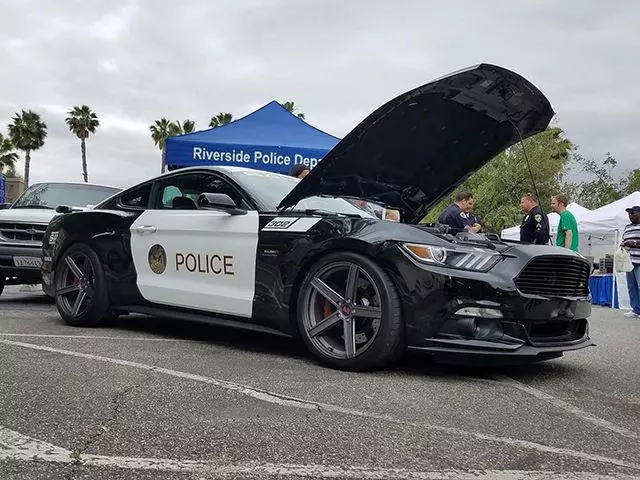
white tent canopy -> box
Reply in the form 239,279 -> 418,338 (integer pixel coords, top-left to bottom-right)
578,191 -> 640,234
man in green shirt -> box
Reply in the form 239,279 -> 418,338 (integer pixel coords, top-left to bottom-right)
551,194 -> 579,251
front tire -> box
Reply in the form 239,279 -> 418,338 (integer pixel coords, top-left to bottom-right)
54,243 -> 111,327
296,251 -> 404,371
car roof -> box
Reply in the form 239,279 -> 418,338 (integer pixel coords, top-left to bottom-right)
164,165 -> 286,177
28,181 -> 122,190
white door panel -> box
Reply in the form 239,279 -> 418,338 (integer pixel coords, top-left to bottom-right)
130,209 -> 259,317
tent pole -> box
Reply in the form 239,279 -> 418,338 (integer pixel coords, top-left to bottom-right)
612,229 -> 618,309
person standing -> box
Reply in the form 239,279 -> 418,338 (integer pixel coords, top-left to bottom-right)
289,164 -> 310,179
551,194 -> 579,251
621,205 -> 640,318
519,193 -> 550,244
438,192 -> 482,234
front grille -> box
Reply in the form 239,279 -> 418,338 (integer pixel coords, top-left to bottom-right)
528,319 -> 587,344
515,256 -> 590,297
0,222 -> 48,244
503,319 -> 588,345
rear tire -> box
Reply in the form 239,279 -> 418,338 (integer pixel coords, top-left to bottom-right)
54,243 -> 111,327
296,251 -> 405,371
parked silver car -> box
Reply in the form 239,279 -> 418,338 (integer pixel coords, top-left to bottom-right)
0,181 -> 121,296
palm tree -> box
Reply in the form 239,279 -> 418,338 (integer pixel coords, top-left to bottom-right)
0,133 -> 19,174
181,119 -> 196,134
209,112 -> 233,128
150,118 -> 174,173
7,110 -> 47,188
65,105 -> 100,183
169,119 -> 197,136
280,101 -> 305,120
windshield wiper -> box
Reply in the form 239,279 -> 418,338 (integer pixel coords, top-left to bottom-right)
12,205 -> 54,209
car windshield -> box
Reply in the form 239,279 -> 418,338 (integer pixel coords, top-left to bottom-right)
12,183 -> 121,209
231,170 -> 379,218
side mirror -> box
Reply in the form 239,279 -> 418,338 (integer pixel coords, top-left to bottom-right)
56,205 -> 72,214
197,192 -> 246,215
55,205 -> 85,214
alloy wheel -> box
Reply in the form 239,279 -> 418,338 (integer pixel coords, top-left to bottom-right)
56,252 -> 96,318
302,261 -> 383,360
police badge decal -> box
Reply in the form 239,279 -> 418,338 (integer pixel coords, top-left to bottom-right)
148,244 -> 167,274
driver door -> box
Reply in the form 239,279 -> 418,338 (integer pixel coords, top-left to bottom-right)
130,172 -> 259,318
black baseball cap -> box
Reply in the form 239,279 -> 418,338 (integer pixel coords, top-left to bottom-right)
625,206 -> 640,213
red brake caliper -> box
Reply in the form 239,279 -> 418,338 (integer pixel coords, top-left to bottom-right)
323,301 -> 333,319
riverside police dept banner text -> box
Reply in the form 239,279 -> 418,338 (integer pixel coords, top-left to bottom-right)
193,147 -> 321,169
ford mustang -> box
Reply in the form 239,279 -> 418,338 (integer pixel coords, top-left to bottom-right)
41,63 -> 594,370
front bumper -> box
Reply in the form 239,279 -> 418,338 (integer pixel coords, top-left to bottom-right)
408,337 -> 593,366
387,244 -> 594,363
0,244 -> 43,283
409,328 -> 595,365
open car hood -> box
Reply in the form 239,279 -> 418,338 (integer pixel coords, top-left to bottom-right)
277,63 -> 554,223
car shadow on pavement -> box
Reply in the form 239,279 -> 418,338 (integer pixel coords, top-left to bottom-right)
111,314 -> 310,360
396,350 -> 587,382
108,313 -> 584,381
0,294 -> 53,304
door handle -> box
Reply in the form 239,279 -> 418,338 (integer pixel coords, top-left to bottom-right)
134,225 -> 157,234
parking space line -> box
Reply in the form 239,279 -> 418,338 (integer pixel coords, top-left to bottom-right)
490,374 -> 639,440
1,338 -> 639,471
1,426 -> 638,480
0,333 -> 191,342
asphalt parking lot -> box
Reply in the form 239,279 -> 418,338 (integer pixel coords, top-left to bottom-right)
1,286 -> 639,480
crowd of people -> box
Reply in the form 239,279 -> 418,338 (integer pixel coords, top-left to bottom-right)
437,192 -> 579,251
289,165 -> 580,251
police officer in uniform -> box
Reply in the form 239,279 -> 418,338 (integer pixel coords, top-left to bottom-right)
519,193 -> 550,244
438,192 -> 482,234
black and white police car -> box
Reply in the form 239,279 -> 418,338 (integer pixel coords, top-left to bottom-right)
41,64 -> 593,370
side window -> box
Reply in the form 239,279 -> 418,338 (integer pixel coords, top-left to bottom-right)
116,184 -> 152,210
202,176 -> 246,208
154,173 -> 248,210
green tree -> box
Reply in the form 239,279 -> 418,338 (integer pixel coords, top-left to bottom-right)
7,110 -> 47,188
182,119 -> 196,134
280,101 -> 305,119
151,119 -> 197,173
562,152 -> 625,209
423,127 -> 574,233
0,133 -> 19,174
65,105 -> 100,183
209,113 -> 233,128
169,119 -> 197,136
150,118 -> 173,173
626,168 -> 640,194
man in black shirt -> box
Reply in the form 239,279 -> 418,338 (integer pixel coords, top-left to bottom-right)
519,193 -> 550,244
438,192 -> 482,234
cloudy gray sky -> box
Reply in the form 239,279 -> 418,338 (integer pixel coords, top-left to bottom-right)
1,0 -> 638,189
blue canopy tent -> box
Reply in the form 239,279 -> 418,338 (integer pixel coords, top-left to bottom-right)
165,101 -> 340,174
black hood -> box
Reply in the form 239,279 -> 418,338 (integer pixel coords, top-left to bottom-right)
277,63 -> 554,223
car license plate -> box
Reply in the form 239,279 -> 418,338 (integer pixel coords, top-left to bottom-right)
13,256 -> 43,268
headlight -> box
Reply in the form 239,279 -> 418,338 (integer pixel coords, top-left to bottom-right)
401,242 -> 501,272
